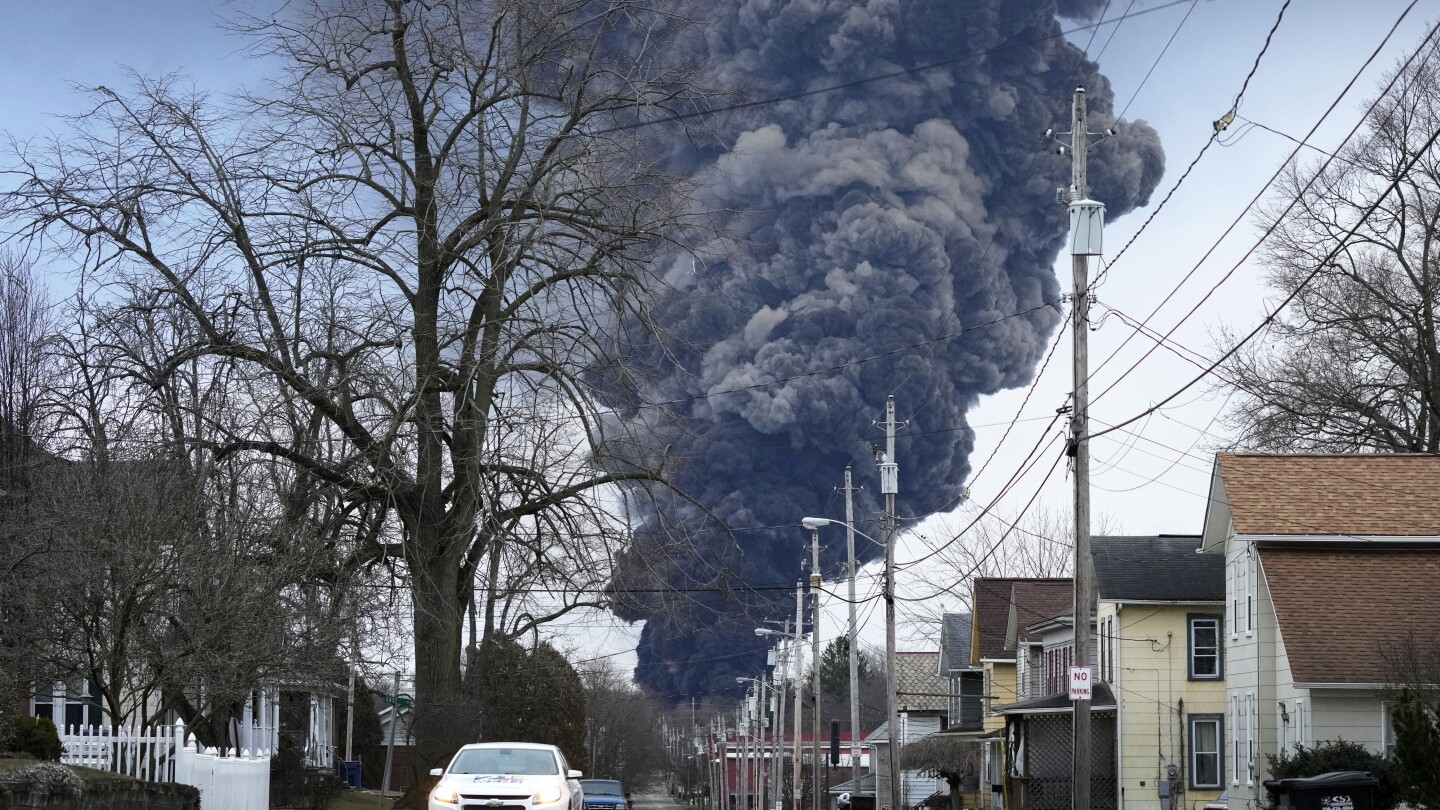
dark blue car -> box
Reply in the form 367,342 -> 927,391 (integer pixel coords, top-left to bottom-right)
580,779 -> 630,810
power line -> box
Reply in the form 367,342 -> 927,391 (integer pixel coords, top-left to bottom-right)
1087,3 -> 1427,396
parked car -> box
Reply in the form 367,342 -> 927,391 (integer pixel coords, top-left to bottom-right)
1203,791 -> 1228,810
579,779 -> 630,810
428,742 -> 584,810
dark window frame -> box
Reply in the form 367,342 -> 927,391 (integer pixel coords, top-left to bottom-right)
1189,713 -> 1225,789
1188,613 -> 1224,680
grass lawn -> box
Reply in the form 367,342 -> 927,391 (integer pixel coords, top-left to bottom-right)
323,789 -> 397,810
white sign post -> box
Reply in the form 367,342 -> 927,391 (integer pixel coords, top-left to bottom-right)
1068,666 -> 1093,701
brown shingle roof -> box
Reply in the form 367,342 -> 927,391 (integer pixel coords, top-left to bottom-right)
1009,581 -> 1076,647
971,578 -> 1071,662
1216,453 -> 1440,536
1262,547 -> 1440,684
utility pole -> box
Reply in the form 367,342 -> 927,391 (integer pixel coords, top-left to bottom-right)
793,584 -> 804,810
772,620 -> 791,810
378,671 -> 401,810
878,396 -> 901,810
841,468 -> 862,777
808,527 -> 822,810
1056,85 -> 1106,810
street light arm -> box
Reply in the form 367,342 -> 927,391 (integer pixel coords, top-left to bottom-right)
800,516 -> 883,546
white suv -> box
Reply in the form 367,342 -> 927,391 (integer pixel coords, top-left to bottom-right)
428,742 -> 584,810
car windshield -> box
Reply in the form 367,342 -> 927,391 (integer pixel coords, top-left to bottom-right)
449,748 -> 560,775
581,781 -> 624,796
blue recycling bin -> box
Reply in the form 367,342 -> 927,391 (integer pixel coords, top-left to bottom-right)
341,760 -> 363,789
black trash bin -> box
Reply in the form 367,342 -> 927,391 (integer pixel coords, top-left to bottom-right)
1264,771 -> 1379,810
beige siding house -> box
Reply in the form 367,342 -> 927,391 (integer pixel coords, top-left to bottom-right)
1199,453 -> 1440,810
1091,535 -> 1226,810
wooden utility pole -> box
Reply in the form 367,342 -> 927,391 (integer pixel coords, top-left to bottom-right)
809,527 -> 822,810
842,467 -> 862,777
879,396 -> 901,810
1062,85 -> 1105,810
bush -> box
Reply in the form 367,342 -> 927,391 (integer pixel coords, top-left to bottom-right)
270,734 -> 347,810
9,761 -> 84,798
10,715 -> 62,761
1266,739 -> 1399,810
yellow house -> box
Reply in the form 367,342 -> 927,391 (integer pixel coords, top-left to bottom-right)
1093,536 -> 1226,810
971,578 -> 1071,810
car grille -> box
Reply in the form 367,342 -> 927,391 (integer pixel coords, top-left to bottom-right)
458,795 -> 529,810
455,789 -> 529,801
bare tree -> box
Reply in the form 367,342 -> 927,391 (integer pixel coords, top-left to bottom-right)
905,504 -> 1088,642
582,664 -> 668,789
4,0 -> 720,766
0,253 -> 55,746
1217,42 -> 1440,451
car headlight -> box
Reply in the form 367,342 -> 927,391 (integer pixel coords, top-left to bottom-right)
533,785 -> 566,805
432,786 -> 460,805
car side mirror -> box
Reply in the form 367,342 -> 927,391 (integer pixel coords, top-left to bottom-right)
568,770 -> 583,779
625,794 -> 632,800
430,768 -> 444,776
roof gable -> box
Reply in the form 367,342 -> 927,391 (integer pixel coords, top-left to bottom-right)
1092,535 -> 1222,602
895,652 -> 948,712
1262,547 -> 1440,683
938,613 -> 974,673
971,578 -> 1070,661
1216,453 -> 1440,536
1004,581 -> 1075,650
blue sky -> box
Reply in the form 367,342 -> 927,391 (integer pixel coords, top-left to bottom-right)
2,0 -> 1433,666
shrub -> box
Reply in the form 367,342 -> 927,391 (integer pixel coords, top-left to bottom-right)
270,734 -> 347,810
1266,739 -> 1399,810
10,715 -> 62,761
9,761 -> 84,798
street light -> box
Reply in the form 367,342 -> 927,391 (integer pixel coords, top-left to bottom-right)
756,623 -> 803,810
755,627 -> 796,810
802,517 -> 896,810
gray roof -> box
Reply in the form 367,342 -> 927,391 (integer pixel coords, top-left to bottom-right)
996,682 -> 1116,714
937,613 -> 974,673
1092,535 -> 1223,603
895,652 -> 948,712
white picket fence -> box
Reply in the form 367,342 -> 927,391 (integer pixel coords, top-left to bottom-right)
60,722 -> 270,810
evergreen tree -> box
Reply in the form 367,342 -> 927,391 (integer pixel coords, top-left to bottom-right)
1391,690 -> 1440,809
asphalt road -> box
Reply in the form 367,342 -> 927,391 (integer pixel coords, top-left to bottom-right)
629,791 -> 687,810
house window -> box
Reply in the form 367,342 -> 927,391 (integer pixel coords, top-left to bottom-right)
1382,703 -> 1396,759
1246,692 -> 1256,784
1247,549 -> 1257,634
1295,699 -> 1306,747
32,680 -> 104,729
1190,715 -> 1224,789
1231,556 -> 1242,637
1231,694 -> 1241,786
1189,614 -> 1223,680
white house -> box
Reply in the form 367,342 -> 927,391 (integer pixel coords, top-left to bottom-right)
1199,452 -> 1440,810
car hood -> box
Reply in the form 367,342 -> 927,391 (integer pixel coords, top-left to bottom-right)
440,774 -> 566,795
583,797 -> 626,804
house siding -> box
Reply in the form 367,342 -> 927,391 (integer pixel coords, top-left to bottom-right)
1225,536 -> 1279,810
1309,690 -> 1387,753
981,661 -> 1017,810
1101,602 -> 1226,810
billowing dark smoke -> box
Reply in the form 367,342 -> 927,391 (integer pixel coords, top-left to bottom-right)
605,0 -> 1164,698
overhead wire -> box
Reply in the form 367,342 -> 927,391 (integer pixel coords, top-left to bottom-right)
1086,1 -> 1426,399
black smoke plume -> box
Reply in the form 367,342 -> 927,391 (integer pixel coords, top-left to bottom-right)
604,0 -> 1164,699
